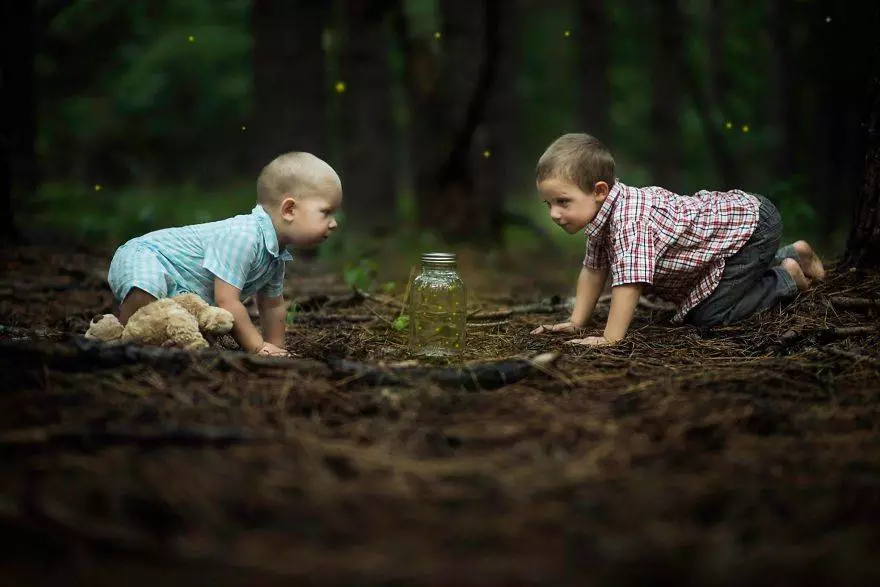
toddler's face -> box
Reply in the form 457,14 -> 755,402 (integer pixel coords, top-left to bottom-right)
285,185 -> 342,247
537,177 -> 603,234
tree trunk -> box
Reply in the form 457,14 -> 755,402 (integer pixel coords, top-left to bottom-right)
399,0 -> 505,245
843,48 -> 880,269
475,0 -> 518,246
576,0 -> 610,142
680,0 -> 736,188
649,0 -> 683,188
808,0 -> 871,243
339,1 -> 396,236
706,0 -> 729,118
1,0 -> 37,244
767,0 -> 797,181
251,0 -> 330,170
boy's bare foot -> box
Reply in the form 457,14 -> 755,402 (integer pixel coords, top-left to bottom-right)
781,258 -> 811,291
792,240 -> 825,281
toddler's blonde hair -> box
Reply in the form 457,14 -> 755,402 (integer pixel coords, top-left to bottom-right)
257,152 -> 341,206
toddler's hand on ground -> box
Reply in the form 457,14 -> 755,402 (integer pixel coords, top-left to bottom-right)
530,321 -> 578,335
257,342 -> 290,357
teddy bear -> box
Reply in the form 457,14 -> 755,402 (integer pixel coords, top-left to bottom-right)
84,292 -> 235,350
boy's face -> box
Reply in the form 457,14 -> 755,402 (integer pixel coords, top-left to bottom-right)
537,177 -> 608,234
278,181 -> 342,248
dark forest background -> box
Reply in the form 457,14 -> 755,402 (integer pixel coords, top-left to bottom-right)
3,0 -> 879,268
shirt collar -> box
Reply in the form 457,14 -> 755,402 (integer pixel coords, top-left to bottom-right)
252,204 -> 294,261
583,179 -> 623,240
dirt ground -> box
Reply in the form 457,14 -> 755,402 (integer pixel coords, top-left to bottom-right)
1,241 -> 880,586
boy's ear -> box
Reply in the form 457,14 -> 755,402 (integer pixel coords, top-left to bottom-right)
280,194 -> 297,219
593,181 -> 610,202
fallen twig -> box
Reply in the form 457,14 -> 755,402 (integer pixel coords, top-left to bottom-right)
467,294 -> 674,321
355,288 -> 405,310
817,326 -> 879,341
467,320 -> 510,329
771,325 -> 879,354
827,296 -> 880,311
1,334 -> 563,391
327,351 -> 561,391
291,314 -> 376,324
0,425 -> 261,451
0,324 -> 65,341
468,303 -> 569,321
821,346 -> 880,366
285,291 -> 368,313
0,336 -> 331,377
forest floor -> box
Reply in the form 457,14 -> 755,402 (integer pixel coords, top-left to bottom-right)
1,240 -> 880,586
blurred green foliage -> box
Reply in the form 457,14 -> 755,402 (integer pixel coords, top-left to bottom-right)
343,259 -> 380,291
36,0 -> 251,186
33,181 -> 255,244
29,0 -> 846,260
285,302 -> 299,325
393,314 -> 410,332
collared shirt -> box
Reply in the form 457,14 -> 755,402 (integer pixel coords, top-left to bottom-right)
583,180 -> 760,323
129,204 -> 293,304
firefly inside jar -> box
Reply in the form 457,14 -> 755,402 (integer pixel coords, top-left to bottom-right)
408,252 -> 467,358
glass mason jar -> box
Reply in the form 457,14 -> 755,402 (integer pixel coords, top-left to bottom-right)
408,252 -> 467,358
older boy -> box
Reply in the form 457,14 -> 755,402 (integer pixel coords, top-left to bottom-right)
530,133 -> 824,346
107,152 -> 342,356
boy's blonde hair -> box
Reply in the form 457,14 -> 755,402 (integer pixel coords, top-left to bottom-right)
256,152 -> 341,206
536,133 -> 616,192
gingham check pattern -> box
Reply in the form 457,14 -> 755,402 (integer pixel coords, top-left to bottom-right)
583,180 -> 760,323
110,204 -> 292,304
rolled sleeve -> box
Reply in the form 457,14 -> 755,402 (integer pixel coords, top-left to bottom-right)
203,229 -> 261,290
611,221 -> 655,286
260,261 -> 286,298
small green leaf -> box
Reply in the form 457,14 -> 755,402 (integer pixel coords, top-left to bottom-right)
342,258 -> 378,291
393,315 -> 410,331
285,302 -> 299,325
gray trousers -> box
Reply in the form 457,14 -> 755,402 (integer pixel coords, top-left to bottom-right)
686,195 -> 799,327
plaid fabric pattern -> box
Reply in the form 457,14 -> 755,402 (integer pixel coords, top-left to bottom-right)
107,242 -> 172,302
583,180 -> 760,323
108,204 -> 292,305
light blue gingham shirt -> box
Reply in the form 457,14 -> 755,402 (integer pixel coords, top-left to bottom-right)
127,204 -> 293,304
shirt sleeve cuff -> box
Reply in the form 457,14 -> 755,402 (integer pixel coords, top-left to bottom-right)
203,259 -> 246,290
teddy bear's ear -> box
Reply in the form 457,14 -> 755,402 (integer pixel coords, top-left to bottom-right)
91,315 -> 104,324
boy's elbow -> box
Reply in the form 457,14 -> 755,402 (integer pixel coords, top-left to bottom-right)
213,278 -> 243,309
213,289 -> 241,310
214,297 -> 237,311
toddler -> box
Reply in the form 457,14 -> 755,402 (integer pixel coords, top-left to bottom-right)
107,152 -> 341,356
530,133 -> 824,346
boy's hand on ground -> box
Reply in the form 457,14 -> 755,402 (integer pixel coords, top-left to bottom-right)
530,321 -> 579,335
257,342 -> 290,357
565,336 -> 612,347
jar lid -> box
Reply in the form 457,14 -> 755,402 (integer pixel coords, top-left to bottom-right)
421,252 -> 457,265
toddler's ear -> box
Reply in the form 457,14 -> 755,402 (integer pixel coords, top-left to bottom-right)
280,195 -> 297,219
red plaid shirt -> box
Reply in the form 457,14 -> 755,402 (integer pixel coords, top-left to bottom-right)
583,180 -> 760,323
